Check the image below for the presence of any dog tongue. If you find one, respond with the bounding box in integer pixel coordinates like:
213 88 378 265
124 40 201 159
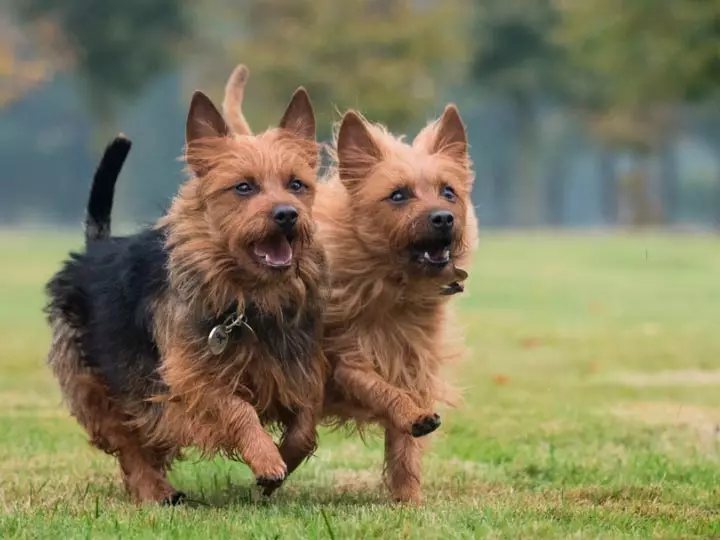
254 236 293 267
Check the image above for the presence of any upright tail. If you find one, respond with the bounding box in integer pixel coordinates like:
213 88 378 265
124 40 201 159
222 64 253 136
85 135 131 244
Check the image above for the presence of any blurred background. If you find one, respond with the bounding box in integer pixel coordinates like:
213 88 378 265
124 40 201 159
1 0 719 230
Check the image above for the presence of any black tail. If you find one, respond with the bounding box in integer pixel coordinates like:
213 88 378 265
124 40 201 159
85 135 131 243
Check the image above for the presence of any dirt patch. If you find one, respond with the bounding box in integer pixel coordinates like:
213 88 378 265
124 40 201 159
612 401 720 444
603 369 720 387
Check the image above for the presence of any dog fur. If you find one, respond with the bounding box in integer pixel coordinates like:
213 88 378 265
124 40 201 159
44 89 327 504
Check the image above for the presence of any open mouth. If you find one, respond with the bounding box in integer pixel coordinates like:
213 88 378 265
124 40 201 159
410 238 452 268
252 233 295 269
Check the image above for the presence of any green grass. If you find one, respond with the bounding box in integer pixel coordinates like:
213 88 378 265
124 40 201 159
1 230 719 538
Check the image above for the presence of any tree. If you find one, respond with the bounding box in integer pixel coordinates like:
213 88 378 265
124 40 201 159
12 0 190 140
554 0 720 225
189 0 471 138
470 0 574 225
0 14 61 107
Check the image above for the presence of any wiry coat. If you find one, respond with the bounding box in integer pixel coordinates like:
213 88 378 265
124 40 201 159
45 89 328 504
314 108 479 504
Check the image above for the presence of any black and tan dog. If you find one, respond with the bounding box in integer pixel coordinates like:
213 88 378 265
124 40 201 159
45 89 327 504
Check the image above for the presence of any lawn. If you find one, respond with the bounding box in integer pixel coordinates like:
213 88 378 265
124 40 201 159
0 231 719 539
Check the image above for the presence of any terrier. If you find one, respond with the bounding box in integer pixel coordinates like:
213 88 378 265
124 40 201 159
44 88 327 504
315 108 478 504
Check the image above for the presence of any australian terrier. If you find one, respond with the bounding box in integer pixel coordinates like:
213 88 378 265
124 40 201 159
45 87 327 504
315 108 478 504
223 65 478 503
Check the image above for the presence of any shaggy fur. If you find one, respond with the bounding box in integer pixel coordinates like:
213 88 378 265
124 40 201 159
44 89 328 504
223 65 478 503
314 109 479 504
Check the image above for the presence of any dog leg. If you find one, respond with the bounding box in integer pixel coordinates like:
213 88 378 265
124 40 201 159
262 406 318 496
178 396 288 487
334 364 441 437
118 444 181 504
384 426 424 504
161 346 288 486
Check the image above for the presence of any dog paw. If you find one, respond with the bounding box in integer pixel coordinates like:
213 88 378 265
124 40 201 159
261 480 284 497
411 413 441 437
255 473 286 491
161 491 186 506
254 460 287 490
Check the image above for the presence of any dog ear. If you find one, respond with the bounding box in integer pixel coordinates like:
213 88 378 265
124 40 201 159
337 110 382 189
222 64 253 136
430 104 467 162
185 91 230 175
279 87 316 141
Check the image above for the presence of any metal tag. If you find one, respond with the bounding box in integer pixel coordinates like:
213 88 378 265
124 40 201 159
208 324 229 355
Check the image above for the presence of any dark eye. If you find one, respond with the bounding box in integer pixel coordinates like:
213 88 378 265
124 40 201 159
235 180 255 196
441 185 457 203
388 187 412 204
288 177 307 193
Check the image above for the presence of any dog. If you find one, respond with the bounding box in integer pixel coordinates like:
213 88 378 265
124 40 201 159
44 88 327 504
222 65 477 503
314 109 478 504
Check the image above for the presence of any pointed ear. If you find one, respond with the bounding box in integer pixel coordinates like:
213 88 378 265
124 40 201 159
279 87 315 141
337 110 382 188
186 90 230 144
432 104 468 162
185 91 230 175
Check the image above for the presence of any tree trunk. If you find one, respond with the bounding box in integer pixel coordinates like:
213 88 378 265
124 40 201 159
659 141 679 224
545 152 566 226
598 147 617 225
511 93 539 227
491 158 511 227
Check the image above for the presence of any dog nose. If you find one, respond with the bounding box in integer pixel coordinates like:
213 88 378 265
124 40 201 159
272 205 299 231
429 210 454 232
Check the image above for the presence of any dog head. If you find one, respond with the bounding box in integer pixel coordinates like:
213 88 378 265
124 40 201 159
335 105 473 277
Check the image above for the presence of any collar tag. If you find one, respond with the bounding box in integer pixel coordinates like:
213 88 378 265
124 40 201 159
207 311 254 355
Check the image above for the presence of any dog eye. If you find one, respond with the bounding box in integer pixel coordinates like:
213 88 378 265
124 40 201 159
235 181 255 196
288 177 307 193
388 187 411 204
441 185 457 203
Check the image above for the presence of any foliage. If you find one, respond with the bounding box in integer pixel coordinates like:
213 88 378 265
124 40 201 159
555 0 720 107
191 0 471 135
554 0 720 150
12 0 190 124
470 0 570 102
0 15 61 107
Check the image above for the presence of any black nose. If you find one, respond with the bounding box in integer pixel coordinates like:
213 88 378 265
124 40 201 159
429 210 454 231
272 205 299 231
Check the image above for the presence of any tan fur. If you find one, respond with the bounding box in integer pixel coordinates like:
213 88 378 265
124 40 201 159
222 64 253 136
48 88 327 503
315 108 478 504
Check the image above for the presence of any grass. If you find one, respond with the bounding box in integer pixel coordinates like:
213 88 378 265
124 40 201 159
1 230 719 538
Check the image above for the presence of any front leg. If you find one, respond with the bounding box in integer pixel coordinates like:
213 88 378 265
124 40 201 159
334 363 440 437
218 397 289 488
384 426 425 504
263 406 318 496
161 348 287 487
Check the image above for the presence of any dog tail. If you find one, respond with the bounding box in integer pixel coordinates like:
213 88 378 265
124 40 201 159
222 64 253 136
85 135 131 244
